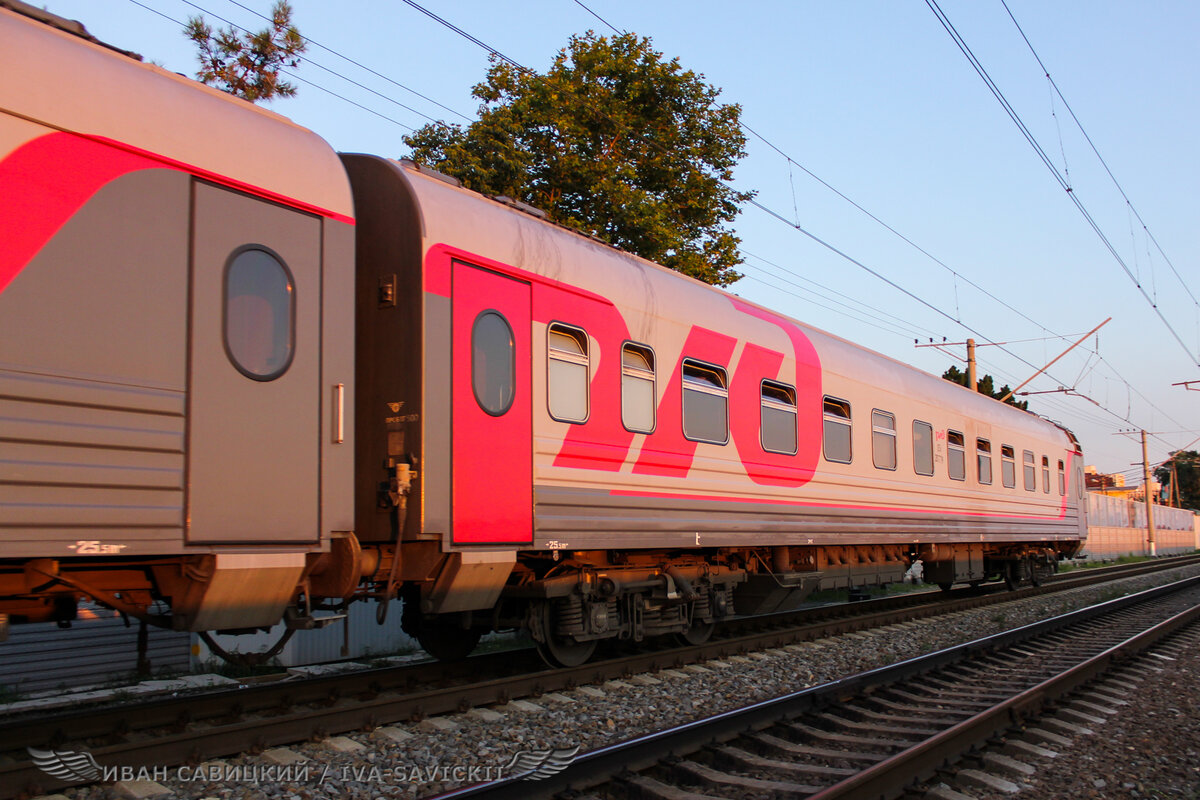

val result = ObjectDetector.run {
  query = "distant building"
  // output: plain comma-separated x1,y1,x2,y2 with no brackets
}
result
1130,481,1161,504
1083,465,1159,502
1085,465,1127,493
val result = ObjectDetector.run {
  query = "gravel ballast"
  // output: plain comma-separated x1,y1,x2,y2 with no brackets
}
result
55,563,1200,800
964,618,1200,800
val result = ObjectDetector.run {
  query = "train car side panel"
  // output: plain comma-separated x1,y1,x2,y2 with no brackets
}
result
449,261,533,545
0,5,359,633
186,183,322,544
0,167,190,556
322,218,357,538
397,165,1083,551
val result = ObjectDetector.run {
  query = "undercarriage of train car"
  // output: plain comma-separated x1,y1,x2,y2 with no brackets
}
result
0,536,1080,666
388,538,1082,667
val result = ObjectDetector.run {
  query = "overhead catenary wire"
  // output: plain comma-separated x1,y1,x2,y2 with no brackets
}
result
999,0,1200,313
739,252,941,341
392,1,1171,411
739,121,1060,340
222,0,473,122
281,69,416,132
739,274,919,341
571,0,625,36
131,0,450,129
124,0,1194,459
925,0,1200,368
742,250,944,339
401,0,526,71
378,0,1190,450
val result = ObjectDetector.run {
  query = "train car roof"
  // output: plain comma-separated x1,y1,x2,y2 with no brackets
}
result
394,158,1078,450
0,3,353,221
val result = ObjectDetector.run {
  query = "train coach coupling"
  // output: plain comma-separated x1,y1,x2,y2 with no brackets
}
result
283,605,346,631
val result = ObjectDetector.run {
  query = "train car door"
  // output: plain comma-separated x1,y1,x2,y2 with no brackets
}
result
187,183,321,543
451,261,532,545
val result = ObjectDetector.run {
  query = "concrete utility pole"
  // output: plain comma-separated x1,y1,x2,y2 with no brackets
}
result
913,337,978,392
1171,459,1180,508
966,338,977,392
1141,430,1157,556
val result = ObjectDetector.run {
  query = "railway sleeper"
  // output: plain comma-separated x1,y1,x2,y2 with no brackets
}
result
669,758,823,796
746,731,888,766
708,743,856,780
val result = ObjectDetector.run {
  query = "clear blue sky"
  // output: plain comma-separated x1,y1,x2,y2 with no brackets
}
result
39,0,1200,481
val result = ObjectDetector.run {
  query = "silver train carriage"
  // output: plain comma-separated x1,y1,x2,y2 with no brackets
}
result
0,4,1083,665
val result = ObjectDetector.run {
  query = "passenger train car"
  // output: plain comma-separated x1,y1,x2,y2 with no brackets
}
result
0,3,1084,666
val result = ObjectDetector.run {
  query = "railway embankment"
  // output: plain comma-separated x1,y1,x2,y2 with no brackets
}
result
41,559,1199,800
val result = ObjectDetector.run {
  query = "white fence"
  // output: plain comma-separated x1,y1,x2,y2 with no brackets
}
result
1083,492,1198,558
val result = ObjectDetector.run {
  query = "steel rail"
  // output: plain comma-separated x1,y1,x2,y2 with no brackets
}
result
4,553,1186,748
807,593,1200,799
2,555,1196,798
433,574,1200,799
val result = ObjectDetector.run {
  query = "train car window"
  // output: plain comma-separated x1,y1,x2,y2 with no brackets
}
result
1023,450,1036,491
621,343,656,433
1001,445,1016,488
224,246,294,381
1042,456,1051,494
977,438,993,485
947,430,966,481
472,310,515,416
761,381,798,455
1058,459,1066,496
871,410,896,470
682,360,728,444
913,420,934,476
822,397,852,464
547,323,589,423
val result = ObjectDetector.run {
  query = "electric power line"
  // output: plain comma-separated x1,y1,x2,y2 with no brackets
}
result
571,0,625,35
401,0,526,71
398,0,1188,446
137,0,451,130
133,0,1194,456
223,0,473,122
926,0,1200,368
999,0,1200,313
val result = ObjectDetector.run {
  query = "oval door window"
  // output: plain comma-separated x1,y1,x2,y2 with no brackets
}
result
224,246,295,380
472,310,515,415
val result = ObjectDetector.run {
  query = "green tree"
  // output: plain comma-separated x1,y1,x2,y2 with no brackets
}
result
942,365,1029,410
1154,450,1200,511
185,1,305,103
404,32,751,286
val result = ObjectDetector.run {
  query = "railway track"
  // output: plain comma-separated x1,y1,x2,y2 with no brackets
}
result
2,554,1196,799
447,572,1200,800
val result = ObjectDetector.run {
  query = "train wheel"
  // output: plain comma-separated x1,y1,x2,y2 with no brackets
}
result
1004,561,1020,591
676,619,715,646
416,625,482,662
1029,558,1044,587
533,601,596,668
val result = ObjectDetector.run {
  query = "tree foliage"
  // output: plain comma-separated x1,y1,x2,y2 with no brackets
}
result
1154,450,1200,511
185,1,306,103
404,32,752,286
942,366,1030,410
